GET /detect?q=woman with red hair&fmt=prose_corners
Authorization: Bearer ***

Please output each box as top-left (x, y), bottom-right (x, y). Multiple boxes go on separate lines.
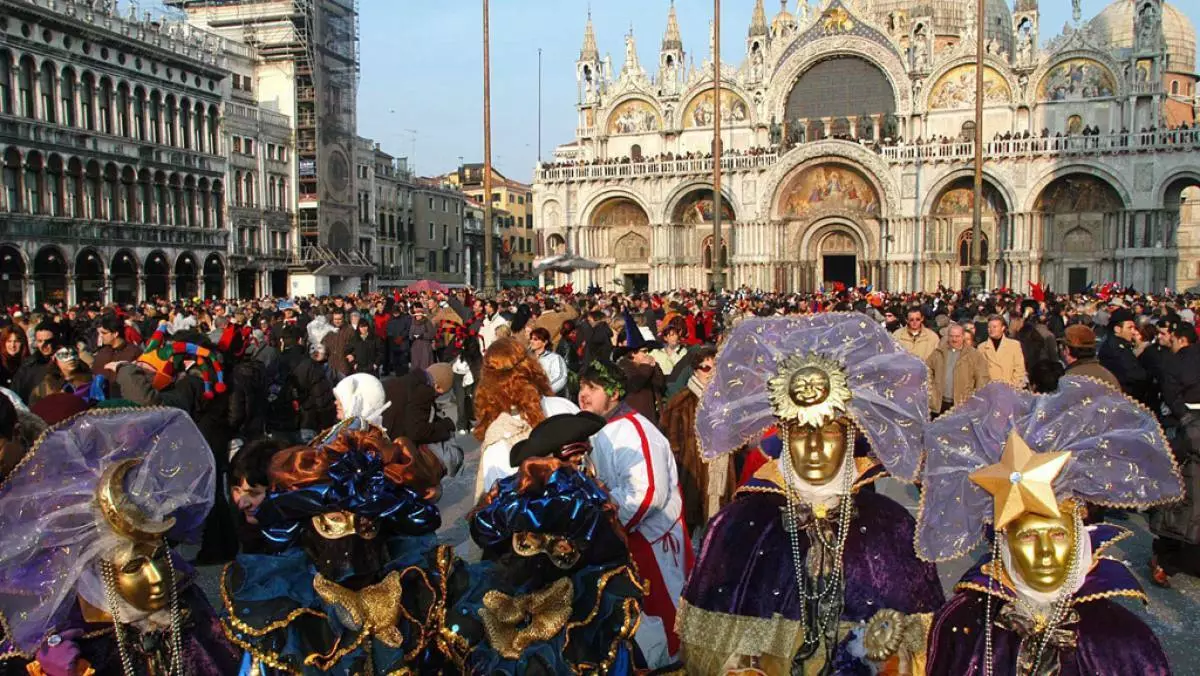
top-left (472, 337), bottom-right (579, 500)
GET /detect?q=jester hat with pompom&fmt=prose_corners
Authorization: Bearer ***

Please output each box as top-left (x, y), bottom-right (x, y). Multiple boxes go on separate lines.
top-left (137, 322), bottom-right (226, 399)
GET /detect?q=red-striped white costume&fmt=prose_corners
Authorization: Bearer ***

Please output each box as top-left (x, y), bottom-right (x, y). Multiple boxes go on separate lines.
top-left (592, 404), bottom-right (692, 670)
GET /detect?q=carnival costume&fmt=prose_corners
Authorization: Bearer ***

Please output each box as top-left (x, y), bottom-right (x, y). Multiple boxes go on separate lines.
top-left (679, 314), bottom-right (945, 675)
top-left (920, 378), bottom-right (1179, 675)
top-left (220, 418), bottom-right (465, 675)
top-left (0, 407), bottom-right (240, 676)
top-left (449, 413), bottom-right (644, 675)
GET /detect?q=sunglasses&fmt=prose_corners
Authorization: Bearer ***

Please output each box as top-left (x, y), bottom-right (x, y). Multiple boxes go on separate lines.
top-left (695, 364), bottom-right (714, 373)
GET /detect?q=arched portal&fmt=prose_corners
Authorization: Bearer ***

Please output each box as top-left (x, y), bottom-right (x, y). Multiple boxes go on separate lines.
top-left (203, 254), bottom-right (225, 300)
top-left (33, 246), bottom-right (67, 306)
top-left (932, 176), bottom-right (1008, 289)
top-left (546, 234), bottom-right (567, 256)
top-left (175, 252), bottom-right (198, 300)
top-left (1035, 173), bottom-right (1124, 293)
top-left (0, 245), bottom-right (25, 307)
top-left (145, 251), bottom-right (169, 301)
top-left (74, 249), bottom-right (104, 304)
top-left (817, 228), bottom-right (861, 288)
top-left (110, 250), bottom-right (138, 305)
top-left (1163, 174), bottom-right (1200, 291)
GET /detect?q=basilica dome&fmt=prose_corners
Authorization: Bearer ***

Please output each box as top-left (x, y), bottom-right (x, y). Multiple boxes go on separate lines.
top-left (1090, 0), bottom-right (1196, 75)
top-left (871, 0), bottom-right (1014, 56)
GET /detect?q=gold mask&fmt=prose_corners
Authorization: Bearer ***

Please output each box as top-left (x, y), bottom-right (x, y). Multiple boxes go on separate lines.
top-left (512, 532), bottom-right (583, 570)
top-left (1005, 507), bottom-right (1077, 594)
top-left (785, 417), bottom-right (849, 486)
top-left (312, 511), bottom-right (379, 541)
top-left (108, 542), bottom-right (172, 613)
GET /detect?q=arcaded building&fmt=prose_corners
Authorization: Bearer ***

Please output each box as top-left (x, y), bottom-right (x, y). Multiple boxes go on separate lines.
top-left (533, 0), bottom-right (1200, 293)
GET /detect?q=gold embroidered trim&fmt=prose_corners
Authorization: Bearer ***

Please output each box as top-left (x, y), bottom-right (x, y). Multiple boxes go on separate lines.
top-left (735, 455), bottom-right (884, 499)
top-left (221, 617), bottom-right (302, 675)
top-left (219, 564), bottom-right (330, 637)
top-left (675, 599), bottom-right (805, 663)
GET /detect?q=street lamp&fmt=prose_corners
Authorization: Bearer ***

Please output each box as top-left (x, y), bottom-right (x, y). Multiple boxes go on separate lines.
top-left (710, 0), bottom-right (724, 293)
top-left (482, 0), bottom-right (496, 295)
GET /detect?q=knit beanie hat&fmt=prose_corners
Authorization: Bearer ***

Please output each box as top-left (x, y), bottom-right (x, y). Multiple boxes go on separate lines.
top-left (137, 322), bottom-right (226, 399)
top-left (425, 363), bottom-right (454, 394)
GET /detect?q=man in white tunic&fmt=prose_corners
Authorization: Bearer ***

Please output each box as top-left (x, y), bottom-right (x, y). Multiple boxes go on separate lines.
top-left (578, 359), bottom-right (691, 670)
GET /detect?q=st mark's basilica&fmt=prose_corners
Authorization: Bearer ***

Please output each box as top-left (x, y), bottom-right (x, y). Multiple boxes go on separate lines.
top-left (533, 0), bottom-right (1200, 293)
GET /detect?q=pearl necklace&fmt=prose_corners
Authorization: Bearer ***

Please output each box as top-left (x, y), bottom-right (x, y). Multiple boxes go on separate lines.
top-left (779, 421), bottom-right (856, 666)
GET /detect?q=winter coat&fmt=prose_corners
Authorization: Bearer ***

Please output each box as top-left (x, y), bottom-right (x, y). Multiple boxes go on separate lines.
top-left (10, 354), bottom-right (51, 403)
top-left (380, 371), bottom-right (455, 446)
top-left (91, 341), bottom-right (143, 376)
top-left (1099, 335), bottom-right (1152, 406)
top-left (892, 326), bottom-right (940, 363)
top-left (287, 354), bottom-right (337, 432)
top-left (227, 358), bottom-right (267, 442)
top-left (321, 325), bottom-right (355, 377)
top-left (927, 345), bottom-right (991, 410)
top-left (976, 336), bottom-right (1027, 388)
top-left (347, 333), bottom-right (383, 374)
top-left (386, 314), bottom-right (413, 354)
top-left (620, 359), bottom-right (665, 424)
top-left (409, 318), bottom-right (436, 372)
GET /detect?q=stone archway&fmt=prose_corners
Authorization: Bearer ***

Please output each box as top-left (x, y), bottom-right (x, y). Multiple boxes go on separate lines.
top-left (0, 245), bottom-right (27, 308)
top-left (110, 250), bottom-right (138, 305)
top-left (74, 248), bottom-right (105, 304)
top-left (1034, 173), bottom-right (1124, 292)
top-left (32, 246), bottom-right (67, 306)
top-left (175, 252), bottom-right (199, 300)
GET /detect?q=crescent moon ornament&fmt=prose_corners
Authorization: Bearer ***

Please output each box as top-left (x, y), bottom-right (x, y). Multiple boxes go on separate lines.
top-left (96, 459), bottom-right (176, 542)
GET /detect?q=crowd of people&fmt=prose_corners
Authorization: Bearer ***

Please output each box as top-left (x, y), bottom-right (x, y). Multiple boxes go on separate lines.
top-left (0, 281), bottom-right (1195, 674)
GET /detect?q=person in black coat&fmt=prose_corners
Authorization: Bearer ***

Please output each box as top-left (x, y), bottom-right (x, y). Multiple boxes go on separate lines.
top-left (228, 356), bottom-right (267, 444)
top-left (385, 305), bottom-right (413, 376)
top-left (11, 323), bottom-right (59, 403)
top-left (288, 343), bottom-right (337, 442)
top-left (347, 320), bottom-right (383, 375)
top-left (1099, 308), bottom-right (1153, 407)
top-left (583, 310), bottom-right (613, 364)
top-left (380, 369), bottom-right (455, 446)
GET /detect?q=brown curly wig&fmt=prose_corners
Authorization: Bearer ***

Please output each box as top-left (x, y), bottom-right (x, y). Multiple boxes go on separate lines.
top-left (269, 425), bottom-right (444, 503)
top-left (472, 337), bottom-right (553, 442)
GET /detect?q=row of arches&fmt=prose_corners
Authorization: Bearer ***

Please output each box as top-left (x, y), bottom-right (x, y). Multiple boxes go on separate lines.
top-left (229, 170), bottom-right (289, 210)
top-left (1, 147), bottom-right (224, 229)
top-left (0, 246), bottom-right (226, 306)
top-left (0, 50), bottom-right (222, 154)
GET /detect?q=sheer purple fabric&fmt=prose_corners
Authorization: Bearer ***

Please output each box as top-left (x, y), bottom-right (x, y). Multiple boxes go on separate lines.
top-left (696, 314), bottom-right (928, 481)
top-left (0, 408), bottom-right (215, 654)
top-left (917, 378), bottom-right (1181, 562)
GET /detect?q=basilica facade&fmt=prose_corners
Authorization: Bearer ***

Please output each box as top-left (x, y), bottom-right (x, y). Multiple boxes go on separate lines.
top-left (533, 0), bottom-right (1200, 294)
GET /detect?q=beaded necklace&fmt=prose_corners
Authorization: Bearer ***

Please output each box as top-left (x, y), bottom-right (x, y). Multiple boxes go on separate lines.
top-left (99, 549), bottom-right (185, 676)
top-left (778, 420), bottom-right (856, 671)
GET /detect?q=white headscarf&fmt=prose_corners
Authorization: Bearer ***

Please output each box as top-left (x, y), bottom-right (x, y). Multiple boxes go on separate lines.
top-left (333, 374), bottom-right (391, 427)
top-left (998, 513), bottom-right (1092, 612)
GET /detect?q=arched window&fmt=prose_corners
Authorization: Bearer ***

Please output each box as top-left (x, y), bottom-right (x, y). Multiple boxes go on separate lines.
top-left (64, 161), bottom-right (82, 218)
top-left (233, 171), bottom-right (243, 206)
top-left (148, 93), bottom-right (161, 144)
top-left (17, 57), bottom-right (35, 118)
top-left (154, 177), bottom-right (167, 224)
top-left (1172, 81), bottom-right (1180, 95)
top-left (23, 159), bottom-right (41, 214)
top-left (179, 99), bottom-right (191, 150)
top-left (3, 151), bottom-right (21, 212)
top-left (244, 172), bottom-right (255, 207)
top-left (139, 173), bottom-right (152, 223)
top-left (80, 73), bottom-right (96, 131)
top-left (98, 78), bottom-right (114, 134)
top-left (165, 96), bottom-right (177, 147)
top-left (85, 165), bottom-right (101, 219)
top-left (0, 52), bottom-right (11, 114)
top-left (39, 62), bottom-right (57, 123)
top-left (46, 157), bottom-right (62, 217)
top-left (60, 69), bottom-right (77, 127)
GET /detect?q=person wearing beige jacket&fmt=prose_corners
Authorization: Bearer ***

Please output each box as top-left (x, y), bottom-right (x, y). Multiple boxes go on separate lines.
top-left (927, 324), bottom-right (991, 414)
top-left (892, 308), bottom-right (940, 363)
top-left (976, 315), bottom-right (1027, 388)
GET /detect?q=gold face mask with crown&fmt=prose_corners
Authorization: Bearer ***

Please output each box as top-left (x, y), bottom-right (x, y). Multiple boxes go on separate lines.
top-left (767, 354), bottom-right (854, 486)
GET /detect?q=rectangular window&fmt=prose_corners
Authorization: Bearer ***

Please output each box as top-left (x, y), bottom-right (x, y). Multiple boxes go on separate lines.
top-left (232, 137), bottom-right (242, 153)
top-left (428, 223), bottom-right (434, 240)
top-left (442, 224), bottom-right (448, 246)
top-left (442, 198), bottom-right (447, 212)
top-left (245, 139), bottom-right (254, 156)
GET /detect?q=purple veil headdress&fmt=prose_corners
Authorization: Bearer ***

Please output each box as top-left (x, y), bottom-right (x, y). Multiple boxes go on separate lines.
top-left (695, 313), bottom-right (929, 481)
top-left (0, 408), bottom-right (215, 655)
top-left (916, 378), bottom-right (1182, 562)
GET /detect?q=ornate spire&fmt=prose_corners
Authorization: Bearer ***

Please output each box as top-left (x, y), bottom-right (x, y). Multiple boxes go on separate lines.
top-left (662, 0), bottom-right (683, 52)
top-left (750, 0), bottom-right (769, 37)
top-left (621, 25), bottom-right (643, 78)
top-left (580, 9), bottom-right (599, 62)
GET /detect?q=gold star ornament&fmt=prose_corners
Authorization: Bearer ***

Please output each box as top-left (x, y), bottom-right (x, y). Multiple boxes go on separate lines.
top-left (969, 430), bottom-right (1072, 531)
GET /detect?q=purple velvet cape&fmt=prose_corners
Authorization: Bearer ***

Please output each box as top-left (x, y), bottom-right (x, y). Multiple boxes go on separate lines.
top-left (67, 584), bottom-right (240, 676)
top-left (927, 525), bottom-right (1172, 676)
top-left (682, 469), bottom-right (945, 631)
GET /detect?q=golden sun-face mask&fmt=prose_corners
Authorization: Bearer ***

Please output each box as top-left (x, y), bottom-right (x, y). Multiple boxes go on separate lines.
top-left (109, 542), bottom-right (172, 613)
top-left (785, 417), bottom-right (850, 487)
top-left (1005, 507), bottom-right (1076, 594)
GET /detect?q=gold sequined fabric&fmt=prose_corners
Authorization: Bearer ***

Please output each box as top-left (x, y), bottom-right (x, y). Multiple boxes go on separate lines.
top-left (675, 600), bottom-right (805, 675)
top-left (479, 577), bottom-right (573, 660)
top-left (312, 571), bottom-right (407, 648)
